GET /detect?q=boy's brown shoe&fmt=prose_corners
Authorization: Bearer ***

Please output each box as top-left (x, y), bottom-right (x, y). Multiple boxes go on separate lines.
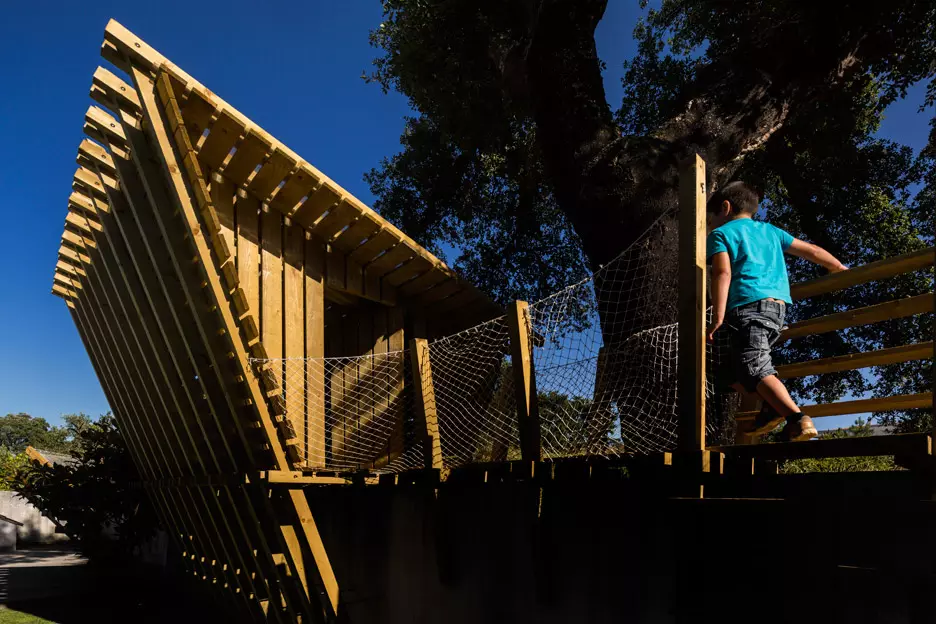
top-left (751, 403), bottom-right (785, 435)
top-left (779, 414), bottom-right (818, 442)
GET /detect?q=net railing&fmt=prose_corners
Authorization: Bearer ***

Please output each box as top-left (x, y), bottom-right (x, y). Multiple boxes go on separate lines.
top-left (251, 213), bottom-right (735, 473)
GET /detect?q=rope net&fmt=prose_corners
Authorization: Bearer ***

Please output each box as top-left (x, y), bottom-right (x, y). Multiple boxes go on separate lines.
top-left (251, 214), bottom-right (734, 473)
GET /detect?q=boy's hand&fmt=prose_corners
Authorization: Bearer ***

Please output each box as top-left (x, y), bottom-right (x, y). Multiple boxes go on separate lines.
top-left (707, 319), bottom-right (722, 343)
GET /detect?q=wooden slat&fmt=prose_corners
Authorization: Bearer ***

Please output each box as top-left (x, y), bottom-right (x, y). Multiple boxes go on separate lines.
top-left (736, 392), bottom-right (933, 421)
top-left (330, 214), bottom-right (381, 254)
top-left (223, 131), bottom-right (270, 187)
top-left (308, 200), bottom-right (357, 242)
top-left (410, 338), bottom-right (442, 469)
top-left (777, 342), bottom-right (934, 379)
top-left (290, 181), bottom-right (341, 227)
top-left (305, 237), bottom-right (326, 468)
top-left (248, 149), bottom-right (296, 203)
top-left (270, 166), bottom-right (320, 216)
top-left (261, 206), bottom-right (284, 395)
top-left (386, 308), bottom-right (405, 465)
top-left (791, 247), bottom-right (935, 300)
top-left (138, 68), bottom-right (319, 617)
top-left (283, 222), bottom-right (305, 459)
top-left (710, 433), bottom-right (931, 461)
top-left (507, 301), bottom-right (541, 461)
top-left (199, 109), bottom-right (243, 171)
top-left (236, 189), bottom-right (261, 327)
top-left (92, 66), bottom-right (141, 112)
top-left (365, 243), bottom-right (414, 279)
top-left (783, 293), bottom-right (934, 340)
top-left (103, 19), bottom-right (498, 318)
top-left (678, 154), bottom-right (707, 453)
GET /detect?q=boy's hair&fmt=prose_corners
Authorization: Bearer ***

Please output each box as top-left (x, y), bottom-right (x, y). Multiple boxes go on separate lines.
top-left (707, 181), bottom-right (760, 216)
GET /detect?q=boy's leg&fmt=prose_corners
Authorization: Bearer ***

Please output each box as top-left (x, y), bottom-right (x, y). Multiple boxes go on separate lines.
top-left (732, 382), bottom-right (785, 435)
top-left (755, 375), bottom-right (799, 418)
top-left (757, 375), bottom-right (817, 441)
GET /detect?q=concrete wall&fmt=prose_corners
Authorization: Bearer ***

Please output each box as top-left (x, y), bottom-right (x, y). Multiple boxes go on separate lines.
top-left (0, 491), bottom-right (68, 545)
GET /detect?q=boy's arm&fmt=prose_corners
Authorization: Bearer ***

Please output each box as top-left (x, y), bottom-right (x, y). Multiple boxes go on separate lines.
top-left (786, 239), bottom-right (848, 272)
top-left (708, 252), bottom-right (731, 343)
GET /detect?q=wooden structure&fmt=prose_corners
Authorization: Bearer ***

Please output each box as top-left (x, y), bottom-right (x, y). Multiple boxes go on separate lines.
top-left (51, 19), bottom-right (500, 622)
top-left (676, 155), bottom-right (935, 480)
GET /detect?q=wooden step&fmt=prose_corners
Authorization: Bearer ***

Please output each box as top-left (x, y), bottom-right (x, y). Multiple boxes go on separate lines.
top-left (736, 392), bottom-right (933, 421)
top-left (709, 433), bottom-right (931, 461)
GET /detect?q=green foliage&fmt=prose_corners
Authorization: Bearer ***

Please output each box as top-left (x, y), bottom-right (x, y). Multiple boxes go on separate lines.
top-left (0, 450), bottom-right (29, 491)
top-left (12, 414), bottom-right (156, 562)
top-left (780, 419), bottom-right (899, 474)
top-left (0, 412), bottom-right (93, 454)
top-left (368, 0), bottom-right (935, 429)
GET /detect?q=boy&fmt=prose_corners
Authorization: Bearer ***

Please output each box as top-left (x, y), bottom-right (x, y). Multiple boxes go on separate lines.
top-left (706, 182), bottom-right (848, 441)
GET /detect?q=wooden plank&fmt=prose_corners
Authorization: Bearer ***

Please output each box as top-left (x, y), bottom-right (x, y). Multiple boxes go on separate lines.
top-left (776, 342), bottom-right (934, 379)
top-left (736, 392), bottom-right (933, 421)
top-left (677, 154), bottom-right (707, 452)
top-left (224, 131), bottom-right (271, 187)
top-left (305, 237), bottom-right (326, 468)
top-left (92, 66), bottom-right (141, 112)
top-left (199, 109), bottom-right (243, 171)
top-left (384, 255), bottom-right (433, 288)
top-left (365, 243), bottom-right (414, 279)
top-left (236, 189), bottom-right (262, 321)
top-left (350, 229), bottom-right (397, 266)
top-left (103, 19), bottom-right (497, 321)
top-left (791, 247), bottom-right (935, 300)
top-left (210, 173), bottom-right (237, 270)
top-left (386, 308), bottom-right (405, 465)
top-left (179, 88), bottom-right (217, 147)
top-left (248, 148), bottom-right (296, 203)
top-left (782, 293), bottom-right (934, 340)
top-left (261, 206), bottom-right (285, 394)
top-left (409, 338), bottom-right (442, 469)
top-left (507, 301), bottom-right (541, 461)
top-left (370, 309), bottom-right (390, 468)
top-left (709, 432), bottom-right (931, 461)
top-left (308, 199), bottom-right (358, 242)
top-left (270, 165), bottom-right (320, 216)
top-left (290, 181), bottom-right (342, 227)
top-left (284, 222), bottom-right (305, 459)
top-left (137, 68), bottom-right (317, 617)
top-left (330, 214), bottom-right (381, 254)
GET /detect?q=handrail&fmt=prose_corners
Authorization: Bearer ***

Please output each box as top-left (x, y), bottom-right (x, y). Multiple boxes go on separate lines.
top-left (736, 392), bottom-right (933, 421)
top-left (782, 293), bottom-right (933, 340)
top-left (790, 247), bottom-right (934, 300)
top-left (776, 341), bottom-right (933, 379)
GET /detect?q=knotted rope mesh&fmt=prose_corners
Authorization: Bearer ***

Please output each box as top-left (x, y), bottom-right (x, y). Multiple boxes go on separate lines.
top-left (252, 213), bottom-right (734, 473)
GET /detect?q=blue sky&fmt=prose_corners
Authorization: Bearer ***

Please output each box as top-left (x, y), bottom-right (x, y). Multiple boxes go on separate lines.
top-left (0, 2), bottom-right (930, 431)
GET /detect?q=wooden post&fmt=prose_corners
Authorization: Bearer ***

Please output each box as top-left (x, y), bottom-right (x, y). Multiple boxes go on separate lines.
top-left (507, 301), bottom-right (541, 461)
top-left (678, 155), bottom-right (707, 452)
top-left (410, 338), bottom-right (443, 470)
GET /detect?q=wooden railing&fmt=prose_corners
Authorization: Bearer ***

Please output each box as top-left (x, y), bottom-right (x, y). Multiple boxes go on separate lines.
top-left (677, 154), bottom-right (935, 467)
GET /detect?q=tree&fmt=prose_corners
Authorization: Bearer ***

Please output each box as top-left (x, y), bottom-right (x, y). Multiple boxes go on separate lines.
top-left (13, 414), bottom-right (156, 561)
top-left (0, 412), bottom-right (93, 454)
top-left (367, 1), bottom-right (934, 428)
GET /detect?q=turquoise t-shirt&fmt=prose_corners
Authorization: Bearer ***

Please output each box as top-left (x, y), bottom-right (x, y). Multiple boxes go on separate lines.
top-left (706, 219), bottom-right (795, 311)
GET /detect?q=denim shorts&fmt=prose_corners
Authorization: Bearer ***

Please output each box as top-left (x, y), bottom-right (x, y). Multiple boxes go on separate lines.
top-left (725, 299), bottom-right (786, 393)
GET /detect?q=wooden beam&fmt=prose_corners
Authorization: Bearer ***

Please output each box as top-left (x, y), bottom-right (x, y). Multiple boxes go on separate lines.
top-left (791, 247), bottom-right (935, 300)
top-left (678, 154), bottom-right (707, 452)
top-left (776, 341), bottom-right (934, 379)
top-left (736, 392), bottom-right (933, 421)
top-left (710, 432), bottom-right (931, 461)
top-left (409, 338), bottom-right (443, 470)
top-left (507, 301), bottom-right (541, 461)
top-left (782, 293), bottom-right (933, 340)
